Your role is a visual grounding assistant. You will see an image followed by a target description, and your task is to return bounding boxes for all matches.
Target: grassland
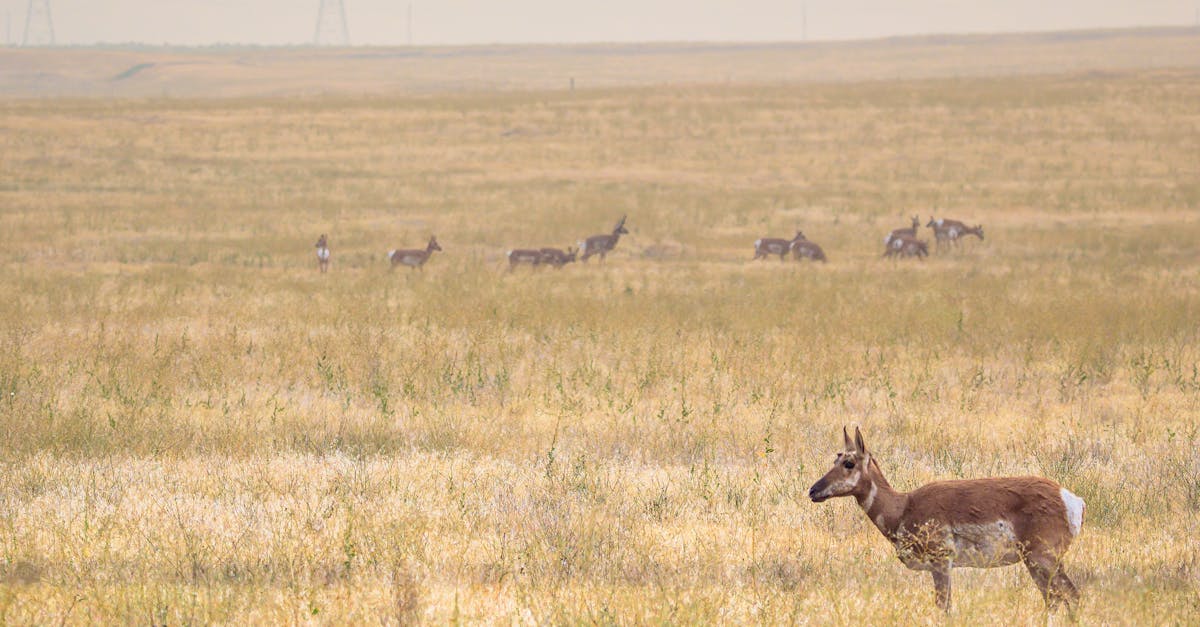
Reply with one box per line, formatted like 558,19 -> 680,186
1,55 -> 1199,623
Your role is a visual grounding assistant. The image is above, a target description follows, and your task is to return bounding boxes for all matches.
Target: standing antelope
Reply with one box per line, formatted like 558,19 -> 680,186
388,236 -> 442,270
790,231 -> 827,262
539,247 -> 577,268
883,234 -> 929,259
506,248 -> 543,270
927,217 -> 984,251
315,234 -> 330,273
885,215 -> 921,247
579,216 -> 628,262
754,231 -> 804,261
809,427 -> 1084,614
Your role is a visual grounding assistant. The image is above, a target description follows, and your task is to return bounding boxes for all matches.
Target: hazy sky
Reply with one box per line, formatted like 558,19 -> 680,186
3,0 -> 1197,46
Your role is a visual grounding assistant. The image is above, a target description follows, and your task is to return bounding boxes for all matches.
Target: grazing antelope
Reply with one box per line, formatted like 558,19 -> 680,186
506,248 -> 544,270
790,231 -> 827,262
754,231 -> 804,261
885,215 -> 921,246
809,427 -> 1084,614
883,234 -> 929,259
315,234 -> 330,273
388,236 -> 442,270
539,247 -> 577,268
927,217 -> 984,251
579,215 -> 628,262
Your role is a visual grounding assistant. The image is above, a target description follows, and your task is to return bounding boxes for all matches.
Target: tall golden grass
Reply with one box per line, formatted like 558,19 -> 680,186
0,68 -> 1198,623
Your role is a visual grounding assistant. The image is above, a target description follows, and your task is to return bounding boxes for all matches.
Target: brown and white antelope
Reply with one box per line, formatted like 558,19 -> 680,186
883,234 -> 929,259
884,215 -> 921,247
506,248 -> 544,270
315,234 -> 330,273
927,217 -> 984,251
388,236 -> 442,270
579,216 -> 628,262
789,231 -> 827,262
754,231 -> 804,261
809,427 -> 1084,614
539,247 -> 577,268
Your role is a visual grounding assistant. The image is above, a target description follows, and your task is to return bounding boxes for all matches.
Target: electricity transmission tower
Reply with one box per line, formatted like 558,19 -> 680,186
21,0 -> 55,47
313,0 -> 350,46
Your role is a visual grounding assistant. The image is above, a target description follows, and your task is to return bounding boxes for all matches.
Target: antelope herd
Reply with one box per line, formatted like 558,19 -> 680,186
307,217 -> 1089,616
313,214 -> 981,272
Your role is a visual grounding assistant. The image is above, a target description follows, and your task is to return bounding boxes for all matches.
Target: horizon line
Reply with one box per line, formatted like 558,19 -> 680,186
4,24 -> 1197,51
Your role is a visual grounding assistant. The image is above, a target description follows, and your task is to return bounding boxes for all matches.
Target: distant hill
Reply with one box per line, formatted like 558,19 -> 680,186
2,27 -> 1198,99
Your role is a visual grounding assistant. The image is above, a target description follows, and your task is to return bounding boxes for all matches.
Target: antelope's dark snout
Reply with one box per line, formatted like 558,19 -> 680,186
808,478 -> 829,503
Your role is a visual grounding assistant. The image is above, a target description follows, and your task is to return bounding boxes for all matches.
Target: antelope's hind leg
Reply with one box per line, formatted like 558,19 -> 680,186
931,565 -> 952,611
1024,553 -> 1079,616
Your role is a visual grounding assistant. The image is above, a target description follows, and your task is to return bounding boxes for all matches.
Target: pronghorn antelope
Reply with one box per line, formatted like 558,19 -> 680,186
754,231 -> 804,261
388,236 -> 442,270
579,216 -> 628,262
883,234 -> 929,259
315,234 -> 330,273
809,427 -> 1084,614
506,248 -> 544,270
927,217 -> 984,251
789,231 -> 827,262
539,247 -> 577,268
884,215 -> 921,247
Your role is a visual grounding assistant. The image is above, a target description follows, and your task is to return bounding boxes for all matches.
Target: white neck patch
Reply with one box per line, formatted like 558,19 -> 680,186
860,481 -> 877,512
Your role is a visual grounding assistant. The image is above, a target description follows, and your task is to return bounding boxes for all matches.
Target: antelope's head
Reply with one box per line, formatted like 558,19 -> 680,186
793,230 -> 806,242
566,247 -> 578,262
926,217 -> 937,228
975,225 -> 985,240
910,216 -> 919,229
809,426 -> 873,503
428,236 -> 443,252
614,216 -> 629,235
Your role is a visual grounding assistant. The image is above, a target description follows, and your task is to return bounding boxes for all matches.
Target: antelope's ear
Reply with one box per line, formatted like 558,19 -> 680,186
843,426 -> 853,450
854,426 -> 868,454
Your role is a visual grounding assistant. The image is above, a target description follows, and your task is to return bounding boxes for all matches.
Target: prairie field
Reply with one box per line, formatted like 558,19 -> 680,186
1,45 -> 1200,624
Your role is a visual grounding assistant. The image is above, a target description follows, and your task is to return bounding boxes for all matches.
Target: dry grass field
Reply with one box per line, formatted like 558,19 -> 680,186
2,37 -> 1200,624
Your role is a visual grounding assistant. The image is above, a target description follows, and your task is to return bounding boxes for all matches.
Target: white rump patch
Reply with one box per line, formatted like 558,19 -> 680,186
387,249 -> 396,259
1060,488 -> 1085,537
317,248 -> 330,261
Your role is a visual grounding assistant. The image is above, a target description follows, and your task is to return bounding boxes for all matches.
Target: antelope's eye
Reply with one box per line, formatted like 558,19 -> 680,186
843,461 -> 855,469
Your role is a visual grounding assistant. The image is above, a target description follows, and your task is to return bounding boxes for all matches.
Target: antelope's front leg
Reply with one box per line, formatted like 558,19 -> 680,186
931,565 -> 952,611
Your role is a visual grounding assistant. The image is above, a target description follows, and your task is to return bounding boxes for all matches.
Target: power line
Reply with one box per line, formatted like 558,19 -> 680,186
313,0 -> 349,46
21,0 -> 55,47
801,0 -> 811,41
